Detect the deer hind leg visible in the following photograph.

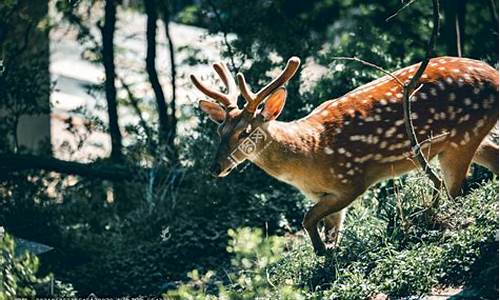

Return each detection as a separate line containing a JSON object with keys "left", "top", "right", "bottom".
{"left": 438, "top": 143, "right": 481, "bottom": 198}
{"left": 323, "top": 208, "right": 347, "bottom": 249}
{"left": 472, "top": 139, "right": 499, "bottom": 175}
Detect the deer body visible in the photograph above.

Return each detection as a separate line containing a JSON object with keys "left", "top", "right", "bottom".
{"left": 192, "top": 56, "right": 499, "bottom": 255}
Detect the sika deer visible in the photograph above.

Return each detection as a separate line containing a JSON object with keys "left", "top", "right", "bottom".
{"left": 191, "top": 56, "right": 499, "bottom": 255}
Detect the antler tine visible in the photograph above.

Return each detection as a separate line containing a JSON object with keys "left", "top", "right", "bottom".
{"left": 237, "top": 56, "right": 301, "bottom": 113}
{"left": 213, "top": 62, "right": 238, "bottom": 107}
{"left": 236, "top": 73, "right": 255, "bottom": 105}
{"left": 190, "top": 71, "right": 234, "bottom": 108}
{"left": 255, "top": 56, "right": 301, "bottom": 102}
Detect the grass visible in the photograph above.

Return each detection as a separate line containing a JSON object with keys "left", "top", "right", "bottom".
{"left": 164, "top": 174, "right": 498, "bottom": 299}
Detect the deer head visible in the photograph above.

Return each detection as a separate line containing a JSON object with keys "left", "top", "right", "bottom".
{"left": 190, "top": 57, "right": 301, "bottom": 177}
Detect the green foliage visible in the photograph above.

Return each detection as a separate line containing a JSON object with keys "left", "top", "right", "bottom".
{"left": 165, "top": 178, "right": 498, "bottom": 299}
{"left": 165, "top": 227, "right": 304, "bottom": 300}
{"left": 0, "top": 232, "right": 76, "bottom": 299}
{"left": 0, "top": 0, "right": 498, "bottom": 298}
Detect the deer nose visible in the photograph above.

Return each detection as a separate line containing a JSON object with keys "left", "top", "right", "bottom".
{"left": 209, "top": 162, "right": 222, "bottom": 177}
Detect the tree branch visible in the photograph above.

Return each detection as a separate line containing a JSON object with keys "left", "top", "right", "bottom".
{"left": 206, "top": 0, "right": 238, "bottom": 72}
{"left": 330, "top": 56, "right": 404, "bottom": 86}
{"left": 117, "top": 76, "right": 156, "bottom": 153}
{"left": 0, "top": 154, "right": 146, "bottom": 182}
{"left": 160, "top": 3, "right": 178, "bottom": 161}
{"left": 400, "top": 0, "right": 451, "bottom": 200}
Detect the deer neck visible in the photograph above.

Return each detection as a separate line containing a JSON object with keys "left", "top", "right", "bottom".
{"left": 249, "top": 120, "right": 318, "bottom": 180}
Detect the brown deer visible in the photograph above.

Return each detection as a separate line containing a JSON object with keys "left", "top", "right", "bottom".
{"left": 190, "top": 56, "right": 499, "bottom": 255}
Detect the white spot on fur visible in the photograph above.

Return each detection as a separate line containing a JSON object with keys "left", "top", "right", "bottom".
{"left": 385, "top": 127, "right": 397, "bottom": 137}
{"left": 324, "top": 147, "right": 334, "bottom": 155}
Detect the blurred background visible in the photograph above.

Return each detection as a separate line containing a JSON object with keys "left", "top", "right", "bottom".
{"left": 0, "top": 0, "right": 498, "bottom": 298}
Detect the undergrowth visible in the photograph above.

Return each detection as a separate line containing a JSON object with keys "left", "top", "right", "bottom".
{"left": 165, "top": 176, "right": 498, "bottom": 299}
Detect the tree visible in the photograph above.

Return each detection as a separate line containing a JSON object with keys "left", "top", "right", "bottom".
{"left": 100, "top": 0, "right": 123, "bottom": 162}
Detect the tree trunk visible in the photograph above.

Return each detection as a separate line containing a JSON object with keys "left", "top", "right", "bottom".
{"left": 101, "top": 0, "right": 123, "bottom": 162}
{"left": 144, "top": 0, "right": 172, "bottom": 159}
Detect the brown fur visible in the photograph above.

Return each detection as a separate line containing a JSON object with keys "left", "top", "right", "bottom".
{"left": 194, "top": 56, "right": 499, "bottom": 255}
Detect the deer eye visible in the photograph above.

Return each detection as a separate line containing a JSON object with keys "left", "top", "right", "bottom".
{"left": 239, "top": 125, "right": 252, "bottom": 139}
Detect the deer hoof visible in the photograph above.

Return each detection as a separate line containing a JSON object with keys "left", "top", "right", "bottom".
{"left": 313, "top": 243, "right": 327, "bottom": 256}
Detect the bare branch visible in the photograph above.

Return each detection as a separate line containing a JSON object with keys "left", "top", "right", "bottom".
{"left": 330, "top": 56, "right": 404, "bottom": 87}
{"left": 117, "top": 76, "right": 156, "bottom": 153}
{"left": 386, "top": 0, "right": 419, "bottom": 22}
{"left": 401, "top": 0, "right": 451, "bottom": 201}
{"left": 206, "top": 0, "right": 238, "bottom": 72}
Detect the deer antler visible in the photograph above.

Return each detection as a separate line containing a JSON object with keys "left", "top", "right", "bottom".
{"left": 190, "top": 62, "right": 238, "bottom": 109}
{"left": 237, "top": 56, "right": 301, "bottom": 113}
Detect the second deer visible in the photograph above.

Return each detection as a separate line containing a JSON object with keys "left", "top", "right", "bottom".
{"left": 191, "top": 56, "right": 499, "bottom": 255}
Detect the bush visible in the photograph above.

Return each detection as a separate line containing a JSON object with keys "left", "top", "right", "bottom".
{"left": 0, "top": 231, "right": 76, "bottom": 299}
{"left": 165, "top": 177, "right": 498, "bottom": 299}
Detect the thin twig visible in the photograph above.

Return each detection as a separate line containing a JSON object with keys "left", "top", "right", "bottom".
{"left": 386, "top": 0, "right": 419, "bottom": 22}
{"left": 117, "top": 76, "right": 156, "bottom": 152}
{"left": 330, "top": 56, "right": 404, "bottom": 87}
{"left": 206, "top": 0, "right": 238, "bottom": 72}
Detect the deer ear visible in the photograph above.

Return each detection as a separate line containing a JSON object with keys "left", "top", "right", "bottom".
{"left": 199, "top": 100, "right": 226, "bottom": 123}
{"left": 261, "top": 88, "right": 287, "bottom": 121}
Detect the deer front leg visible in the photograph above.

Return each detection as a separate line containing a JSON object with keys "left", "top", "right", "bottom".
{"left": 323, "top": 208, "right": 347, "bottom": 249}
{"left": 302, "top": 195, "right": 354, "bottom": 256}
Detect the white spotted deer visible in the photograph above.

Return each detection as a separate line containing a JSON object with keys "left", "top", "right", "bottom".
{"left": 190, "top": 56, "right": 499, "bottom": 255}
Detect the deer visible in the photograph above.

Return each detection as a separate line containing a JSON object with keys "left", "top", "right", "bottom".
{"left": 190, "top": 56, "right": 499, "bottom": 255}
